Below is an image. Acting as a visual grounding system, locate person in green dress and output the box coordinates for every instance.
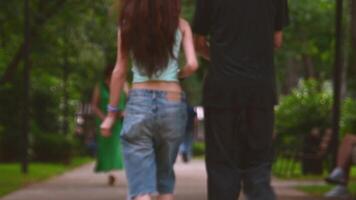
[91,65,128,186]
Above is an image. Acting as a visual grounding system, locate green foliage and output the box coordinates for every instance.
[296,185,334,197]
[341,98,356,135]
[0,157,93,197]
[297,167,356,197]
[298,181,356,197]
[0,81,22,162]
[193,142,205,157]
[285,0,334,61]
[32,133,75,163]
[31,86,61,133]
[0,126,3,159]
[275,79,333,145]
[272,157,329,179]
[181,0,196,21]
[275,0,337,93]
[0,0,120,162]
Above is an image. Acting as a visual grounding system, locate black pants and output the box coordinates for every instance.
[204,106,276,200]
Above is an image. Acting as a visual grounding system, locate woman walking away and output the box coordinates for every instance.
[100,0,198,199]
[91,65,127,186]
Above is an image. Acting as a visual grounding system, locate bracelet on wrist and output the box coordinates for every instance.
[107,104,121,113]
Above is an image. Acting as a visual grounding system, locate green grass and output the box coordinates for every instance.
[0,157,93,197]
[193,142,205,157]
[297,182,356,197]
[272,157,329,180]
[296,167,356,197]
[297,185,334,196]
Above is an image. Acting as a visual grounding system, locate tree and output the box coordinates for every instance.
[0,0,120,162]
[352,0,356,49]
[276,0,335,94]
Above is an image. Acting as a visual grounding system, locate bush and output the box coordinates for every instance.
[193,142,205,157]
[275,79,333,146]
[0,126,3,161]
[0,84,23,162]
[0,125,2,141]
[0,129,22,162]
[32,133,75,164]
[341,98,356,136]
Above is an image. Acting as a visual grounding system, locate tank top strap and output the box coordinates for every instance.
[132,29,183,83]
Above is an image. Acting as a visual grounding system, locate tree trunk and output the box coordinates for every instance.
[0,0,67,85]
[352,0,356,49]
[0,43,26,84]
[351,0,356,79]
[282,58,300,94]
[302,54,316,79]
[62,61,69,135]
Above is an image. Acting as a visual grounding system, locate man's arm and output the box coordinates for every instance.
[274,0,290,49]
[274,31,283,49]
[192,0,211,60]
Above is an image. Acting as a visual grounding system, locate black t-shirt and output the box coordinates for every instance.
[193,0,289,108]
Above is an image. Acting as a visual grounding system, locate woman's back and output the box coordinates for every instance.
[132,30,183,83]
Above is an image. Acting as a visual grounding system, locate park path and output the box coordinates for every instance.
[1,160,334,200]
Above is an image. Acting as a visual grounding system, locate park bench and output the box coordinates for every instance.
[274,128,333,177]
[302,128,333,174]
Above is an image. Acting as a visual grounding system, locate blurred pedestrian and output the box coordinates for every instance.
[91,64,128,186]
[179,104,197,163]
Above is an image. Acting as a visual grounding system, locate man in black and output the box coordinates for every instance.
[193,0,289,199]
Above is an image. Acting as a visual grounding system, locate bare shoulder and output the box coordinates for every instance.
[179,18,192,34]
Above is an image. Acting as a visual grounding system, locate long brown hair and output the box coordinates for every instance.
[119,0,181,77]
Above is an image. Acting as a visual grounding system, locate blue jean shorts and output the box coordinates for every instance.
[121,89,187,199]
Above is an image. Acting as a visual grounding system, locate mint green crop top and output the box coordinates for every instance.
[132,30,182,83]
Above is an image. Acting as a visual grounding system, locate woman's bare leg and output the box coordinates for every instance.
[337,135,356,169]
[344,163,351,184]
[108,173,116,186]
[157,194,174,200]
[134,195,151,200]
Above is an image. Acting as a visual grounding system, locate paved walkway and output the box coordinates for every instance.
[1,160,336,200]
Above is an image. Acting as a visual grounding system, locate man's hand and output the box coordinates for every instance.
[274,31,283,49]
[100,115,115,137]
[194,35,210,61]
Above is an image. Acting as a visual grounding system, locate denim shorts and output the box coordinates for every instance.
[121,89,187,199]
